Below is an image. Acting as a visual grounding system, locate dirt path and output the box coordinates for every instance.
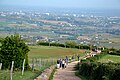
[53,61,81,80]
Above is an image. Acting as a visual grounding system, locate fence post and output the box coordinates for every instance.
[40,59,41,69]
[22,59,25,75]
[39,59,40,68]
[0,63,2,70]
[32,59,34,71]
[10,61,14,80]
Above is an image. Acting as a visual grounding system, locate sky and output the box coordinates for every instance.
[0,0,120,9]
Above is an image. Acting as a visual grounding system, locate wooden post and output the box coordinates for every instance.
[10,61,14,80]
[52,59,54,65]
[0,63,2,70]
[49,42,50,47]
[22,59,25,75]
[43,59,45,67]
[32,59,34,71]
[39,59,41,69]
[39,59,40,68]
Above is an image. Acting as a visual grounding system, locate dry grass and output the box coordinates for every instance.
[28,46,85,59]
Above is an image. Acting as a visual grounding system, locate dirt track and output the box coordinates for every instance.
[53,61,81,80]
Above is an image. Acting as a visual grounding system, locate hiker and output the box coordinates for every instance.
[57,59,60,68]
[72,56,74,61]
[59,59,62,68]
[62,59,65,69]
[65,56,68,65]
[65,59,67,68]
[77,55,80,61]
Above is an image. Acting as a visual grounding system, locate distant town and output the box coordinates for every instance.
[0,8,120,48]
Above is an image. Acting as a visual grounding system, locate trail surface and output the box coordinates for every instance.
[53,61,81,80]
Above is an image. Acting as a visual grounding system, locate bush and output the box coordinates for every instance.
[109,49,120,56]
[81,53,107,63]
[37,41,49,46]
[78,62,120,80]
[77,50,120,80]
[0,34,30,70]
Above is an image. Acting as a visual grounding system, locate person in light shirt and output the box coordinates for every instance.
[62,59,65,69]
[57,59,60,69]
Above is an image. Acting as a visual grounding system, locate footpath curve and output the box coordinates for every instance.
[53,61,81,80]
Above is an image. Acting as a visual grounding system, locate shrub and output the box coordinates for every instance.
[109,49,120,56]
[78,62,120,80]
[0,34,30,70]
[77,50,120,80]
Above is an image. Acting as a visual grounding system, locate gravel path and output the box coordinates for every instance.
[53,61,81,80]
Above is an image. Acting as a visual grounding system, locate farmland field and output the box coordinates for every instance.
[28,46,85,59]
[98,54,120,63]
[28,45,86,71]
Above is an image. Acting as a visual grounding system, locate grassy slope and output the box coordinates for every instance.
[98,54,120,63]
[0,70,39,80]
[28,46,85,59]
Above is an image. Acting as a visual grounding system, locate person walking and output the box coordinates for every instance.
[77,54,80,61]
[65,59,67,68]
[62,59,65,69]
[57,59,60,69]
[59,59,62,68]
[65,56,68,65]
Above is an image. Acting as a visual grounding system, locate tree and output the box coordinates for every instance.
[65,40,77,48]
[0,34,30,70]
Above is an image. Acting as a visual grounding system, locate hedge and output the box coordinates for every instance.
[77,49,120,80]
[37,41,90,50]
[78,62,120,80]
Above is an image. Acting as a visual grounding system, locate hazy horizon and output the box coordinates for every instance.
[0,0,120,9]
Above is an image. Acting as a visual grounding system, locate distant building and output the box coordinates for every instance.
[60,35,69,38]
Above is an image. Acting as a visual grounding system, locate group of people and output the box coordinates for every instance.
[56,55,80,69]
[56,56,68,69]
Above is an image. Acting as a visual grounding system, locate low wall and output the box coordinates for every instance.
[34,65,55,80]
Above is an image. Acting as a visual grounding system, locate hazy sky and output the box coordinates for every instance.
[0,0,120,9]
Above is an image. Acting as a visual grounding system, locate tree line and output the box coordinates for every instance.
[37,41,91,50]
[109,48,120,56]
